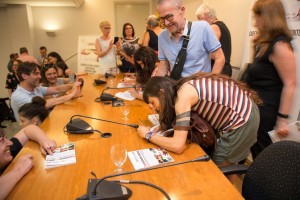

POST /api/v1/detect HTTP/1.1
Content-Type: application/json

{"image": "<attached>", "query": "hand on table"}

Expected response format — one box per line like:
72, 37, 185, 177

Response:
40, 140, 57, 156
275, 118, 289, 136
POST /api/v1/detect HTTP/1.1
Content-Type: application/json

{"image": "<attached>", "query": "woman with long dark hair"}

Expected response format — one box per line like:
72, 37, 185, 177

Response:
138, 73, 261, 167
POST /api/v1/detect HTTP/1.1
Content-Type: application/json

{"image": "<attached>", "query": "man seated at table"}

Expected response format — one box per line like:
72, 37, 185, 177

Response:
0, 125, 56, 200
11, 61, 82, 122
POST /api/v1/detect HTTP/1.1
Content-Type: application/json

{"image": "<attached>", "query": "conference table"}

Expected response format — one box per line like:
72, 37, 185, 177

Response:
5, 74, 243, 200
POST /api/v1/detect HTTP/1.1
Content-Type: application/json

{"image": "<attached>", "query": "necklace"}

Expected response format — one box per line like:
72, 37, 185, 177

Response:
255, 43, 263, 52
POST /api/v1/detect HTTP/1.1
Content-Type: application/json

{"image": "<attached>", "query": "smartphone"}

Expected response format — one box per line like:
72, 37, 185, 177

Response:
113, 37, 119, 45
69, 73, 75, 83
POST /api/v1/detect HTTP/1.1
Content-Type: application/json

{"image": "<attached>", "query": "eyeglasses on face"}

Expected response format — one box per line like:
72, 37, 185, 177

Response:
157, 14, 174, 24
104, 27, 111, 30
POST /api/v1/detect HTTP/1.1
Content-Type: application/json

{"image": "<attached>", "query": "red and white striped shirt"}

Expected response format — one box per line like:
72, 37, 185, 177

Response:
186, 78, 252, 131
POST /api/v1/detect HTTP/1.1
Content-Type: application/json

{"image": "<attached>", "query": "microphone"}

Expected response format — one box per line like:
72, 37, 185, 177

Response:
99, 86, 135, 102
86, 154, 210, 200
68, 114, 139, 130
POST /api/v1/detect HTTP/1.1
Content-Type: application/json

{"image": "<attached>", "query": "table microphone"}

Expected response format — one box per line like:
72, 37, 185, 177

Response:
99, 86, 135, 102
87, 154, 210, 200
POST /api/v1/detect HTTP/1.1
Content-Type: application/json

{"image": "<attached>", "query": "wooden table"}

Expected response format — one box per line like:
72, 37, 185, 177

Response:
5, 74, 243, 200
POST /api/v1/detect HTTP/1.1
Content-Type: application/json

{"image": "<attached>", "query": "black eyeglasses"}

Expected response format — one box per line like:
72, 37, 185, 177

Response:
157, 14, 174, 24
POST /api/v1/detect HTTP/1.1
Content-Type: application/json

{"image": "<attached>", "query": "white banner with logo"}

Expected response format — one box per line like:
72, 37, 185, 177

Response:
77, 35, 100, 74
242, 0, 300, 121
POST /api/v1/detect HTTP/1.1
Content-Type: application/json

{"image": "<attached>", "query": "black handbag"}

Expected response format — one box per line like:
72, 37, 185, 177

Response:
170, 21, 192, 80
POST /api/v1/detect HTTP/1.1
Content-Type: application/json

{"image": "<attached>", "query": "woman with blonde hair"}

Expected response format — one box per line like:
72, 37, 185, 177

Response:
246, 0, 296, 158
95, 20, 117, 74
196, 3, 232, 77
142, 15, 163, 53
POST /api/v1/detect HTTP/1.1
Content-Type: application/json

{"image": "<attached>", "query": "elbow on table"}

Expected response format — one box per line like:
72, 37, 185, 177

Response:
171, 144, 186, 155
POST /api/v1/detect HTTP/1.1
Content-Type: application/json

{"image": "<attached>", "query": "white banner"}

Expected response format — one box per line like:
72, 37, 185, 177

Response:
77, 35, 100, 74
242, 0, 300, 122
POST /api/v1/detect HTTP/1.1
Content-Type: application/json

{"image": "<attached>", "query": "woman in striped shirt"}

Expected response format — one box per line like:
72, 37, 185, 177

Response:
137, 73, 261, 165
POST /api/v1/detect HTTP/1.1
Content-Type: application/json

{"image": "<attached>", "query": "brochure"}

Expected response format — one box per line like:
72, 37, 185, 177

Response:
115, 91, 135, 101
268, 121, 300, 143
128, 147, 174, 170
45, 142, 76, 169
148, 114, 159, 125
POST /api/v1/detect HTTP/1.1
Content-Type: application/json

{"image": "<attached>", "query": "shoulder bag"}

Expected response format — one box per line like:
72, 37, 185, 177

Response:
174, 111, 217, 153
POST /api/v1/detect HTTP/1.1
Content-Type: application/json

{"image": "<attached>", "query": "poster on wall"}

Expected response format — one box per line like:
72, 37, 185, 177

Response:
77, 35, 100, 74
242, 0, 300, 122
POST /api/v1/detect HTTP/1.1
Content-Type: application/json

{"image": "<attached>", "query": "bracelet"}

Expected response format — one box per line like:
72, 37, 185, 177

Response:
145, 131, 153, 142
277, 112, 289, 119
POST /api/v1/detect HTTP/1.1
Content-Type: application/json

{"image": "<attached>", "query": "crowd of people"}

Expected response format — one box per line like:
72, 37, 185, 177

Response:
1, 0, 297, 198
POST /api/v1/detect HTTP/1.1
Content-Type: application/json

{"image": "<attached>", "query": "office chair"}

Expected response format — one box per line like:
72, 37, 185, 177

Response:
219, 141, 300, 200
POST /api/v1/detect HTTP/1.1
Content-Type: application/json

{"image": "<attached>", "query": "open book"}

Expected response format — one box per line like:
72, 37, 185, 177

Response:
128, 147, 174, 170
45, 142, 76, 169
268, 121, 300, 143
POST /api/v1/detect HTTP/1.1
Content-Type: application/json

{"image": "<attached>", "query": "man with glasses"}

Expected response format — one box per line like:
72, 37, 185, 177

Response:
156, 0, 225, 77
11, 62, 82, 122
0, 126, 56, 200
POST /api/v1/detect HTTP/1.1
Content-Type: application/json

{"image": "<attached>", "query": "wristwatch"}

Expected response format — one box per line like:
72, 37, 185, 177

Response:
145, 131, 153, 142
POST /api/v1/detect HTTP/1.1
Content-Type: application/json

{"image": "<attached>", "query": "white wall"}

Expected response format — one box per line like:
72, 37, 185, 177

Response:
0, 0, 252, 97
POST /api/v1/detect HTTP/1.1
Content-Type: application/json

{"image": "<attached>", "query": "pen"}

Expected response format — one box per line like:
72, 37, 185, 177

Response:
138, 119, 144, 126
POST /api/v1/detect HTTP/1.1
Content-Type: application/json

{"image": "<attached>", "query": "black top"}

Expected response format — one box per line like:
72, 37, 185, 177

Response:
147, 30, 158, 51
246, 36, 290, 107
212, 21, 231, 64
5, 72, 20, 92
211, 21, 232, 77
10, 137, 23, 158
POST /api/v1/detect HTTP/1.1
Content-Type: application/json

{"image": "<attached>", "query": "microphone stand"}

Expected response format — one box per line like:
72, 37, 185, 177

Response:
89, 155, 210, 199
65, 52, 79, 62
70, 114, 139, 129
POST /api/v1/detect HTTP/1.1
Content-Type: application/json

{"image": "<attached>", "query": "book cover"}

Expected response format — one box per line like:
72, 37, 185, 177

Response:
268, 121, 300, 143
128, 147, 174, 170
45, 142, 76, 169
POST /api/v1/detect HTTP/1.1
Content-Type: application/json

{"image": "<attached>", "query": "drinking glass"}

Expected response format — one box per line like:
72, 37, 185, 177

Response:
121, 107, 130, 120
111, 144, 127, 172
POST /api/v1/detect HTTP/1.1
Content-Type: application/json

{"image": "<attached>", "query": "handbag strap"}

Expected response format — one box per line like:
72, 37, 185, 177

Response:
181, 21, 192, 51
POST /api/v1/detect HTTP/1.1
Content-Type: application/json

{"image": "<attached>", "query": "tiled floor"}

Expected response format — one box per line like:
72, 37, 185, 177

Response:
1, 120, 21, 138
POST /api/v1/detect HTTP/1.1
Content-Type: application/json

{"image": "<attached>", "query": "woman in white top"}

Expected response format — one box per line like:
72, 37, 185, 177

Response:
95, 20, 117, 75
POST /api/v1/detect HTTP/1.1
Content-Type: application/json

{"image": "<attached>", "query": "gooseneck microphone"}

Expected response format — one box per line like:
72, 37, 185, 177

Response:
87, 155, 210, 200
69, 114, 139, 129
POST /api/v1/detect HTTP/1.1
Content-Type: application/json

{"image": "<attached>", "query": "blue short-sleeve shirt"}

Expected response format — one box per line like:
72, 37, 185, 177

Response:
158, 19, 221, 77
11, 85, 48, 122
